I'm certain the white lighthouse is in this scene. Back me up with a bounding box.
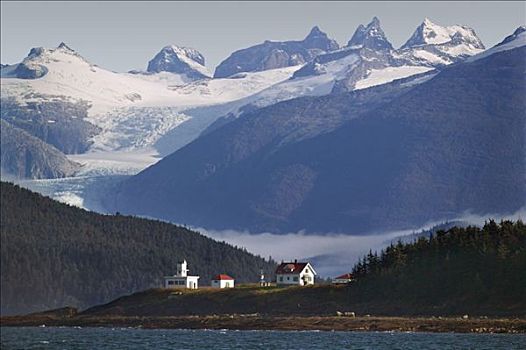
[177,260,189,277]
[163,259,200,289]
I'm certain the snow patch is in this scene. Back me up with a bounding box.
[354,66,434,90]
[467,30,526,63]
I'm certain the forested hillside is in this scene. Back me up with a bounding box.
[349,221,526,315]
[36,221,526,320]
[0,182,275,315]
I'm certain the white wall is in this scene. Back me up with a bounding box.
[276,266,315,286]
[186,276,199,289]
[164,276,199,289]
[211,279,235,288]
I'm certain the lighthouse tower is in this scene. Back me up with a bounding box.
[177,260,189,277]
[163,259,199,289]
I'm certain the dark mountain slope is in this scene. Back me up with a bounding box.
[281,47,525,232]
[0,97,99,154]
[0,182,275,315]
[111,73,431,231]
[113,46,525,233]
[0,120,80,179]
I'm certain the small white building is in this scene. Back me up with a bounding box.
[275,260,316,286]
[163,260,200,289]
[332,273,354,284]
[211,274,235,288]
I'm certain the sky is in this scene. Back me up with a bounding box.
[1,1,525,73]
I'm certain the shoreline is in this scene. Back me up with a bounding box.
[2,315,525,334]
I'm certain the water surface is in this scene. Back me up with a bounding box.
[1,327,525,350]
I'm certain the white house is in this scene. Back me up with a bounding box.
[211,274,235,288]
[275,260,316,286]
[332,273,354,284]
[163,260,200,289]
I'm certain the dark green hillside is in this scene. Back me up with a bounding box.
[0,182,275,315]
[350,220,526,315]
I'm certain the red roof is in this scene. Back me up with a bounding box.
[275,262,309,275]
[335,273,353,280]
[212,274,234,281]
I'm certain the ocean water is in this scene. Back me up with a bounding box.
[1,327,525,350]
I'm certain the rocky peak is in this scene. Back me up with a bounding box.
[307,26,323,37]
[213,26,338,78]
[303,26,340,51]
[28,47,46,58]
[27,42,78,59]
[495,26,526,47]
[402,18,484,50]
[146,45,210,80]
[347,17,393,51]
[57,42,74,51]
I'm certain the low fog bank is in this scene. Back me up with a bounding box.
[197,208,526,278]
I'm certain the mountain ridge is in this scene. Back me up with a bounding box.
[110,31,526,233]
[213,26,339,78]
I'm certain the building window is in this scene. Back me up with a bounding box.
[279,277,283,282]
[293,277,298,282]
[168,280,175,285]
[287,276,290,280]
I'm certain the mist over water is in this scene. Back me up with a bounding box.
[198,207,526,277]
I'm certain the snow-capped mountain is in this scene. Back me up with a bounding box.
[112,26,526,234]
[213,26,339,78]
[289,17,485,93]
[145,45,211,80]
[347,16,393,50]
[0,19,505,184]
[0,18,488,159]
[401,18,484,49]
[0,43,300,154]
[395,18,485,67]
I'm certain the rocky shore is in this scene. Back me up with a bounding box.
[2,311,525,334]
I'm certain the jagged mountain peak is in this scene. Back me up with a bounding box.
[26,42,81,60]
[347,17,393,50]
[57,42,75,52]
[422,17,434,26]
[161,45,205,66]
[369,16,381,27]
[307,25,323,37]
[401,18,484,50]
[6,43,88,79]
[496,26,526,47]
[302,25,340,51]
[146,45,210,79]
